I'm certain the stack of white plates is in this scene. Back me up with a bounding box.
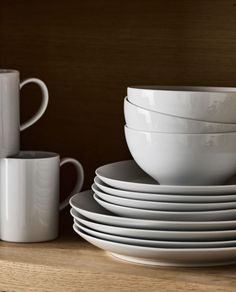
[70,160,236,267]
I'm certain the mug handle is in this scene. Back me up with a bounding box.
[20,78,49,131]
[59,158,84,211]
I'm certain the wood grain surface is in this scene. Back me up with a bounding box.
[0,233,235,292]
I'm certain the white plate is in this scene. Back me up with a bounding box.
[95,160,236,195]
[69,191,236,231]
[92,184,236,211]
[73,225,236,267]
[71,207,236,240]
[95,194,236,221]
[94,176,236,203]
[74,219,236,248]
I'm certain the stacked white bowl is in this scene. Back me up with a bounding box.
[125,86,236,186]
[71,86,236,267]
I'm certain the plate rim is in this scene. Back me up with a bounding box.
[73,223,236,252]
[70,207,236,236]
[69,192,236,228]
[94,193,236,216]
[92,183,236,209]
[95,160,236,195]
[74,218,236,247]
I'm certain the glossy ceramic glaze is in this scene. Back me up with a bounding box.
[70,192,236,231]
[74,225,236,267]
[94,176,236,203]
[71,209,236,241]
[92,184,236,211]
[94,194,236,221]
[128,86,236,123]
[124,97,236,133]
[95,160,236,195]
[74,220,236,249]
[125,126,236,185]
[0,151,84,242]
[0,69,49,157]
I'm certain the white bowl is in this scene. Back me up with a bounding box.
[128,86,236,123]
[124,97,236,133]
[125,126,236,186]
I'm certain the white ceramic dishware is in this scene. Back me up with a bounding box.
[94,194,236,221]
[124,97,236,133]
[74,225,236,267]
[128,86,236,123]
[0,69,49,157]
[94,177,236,203]
[71,209,236,241]
[70,192,236,231]
[92,184,236,211]
[74,220,236,249]
[0,151,84,242]
[96,160,236,195]
[125,126,236,185]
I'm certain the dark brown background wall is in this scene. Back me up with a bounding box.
[1,0,236,229]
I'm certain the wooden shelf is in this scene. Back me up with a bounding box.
[0,232,236,291]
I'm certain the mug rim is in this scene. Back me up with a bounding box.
[0,69,19,74]
[7,151,59,160]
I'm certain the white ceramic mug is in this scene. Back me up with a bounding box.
[0,151,84,242]
[0,69,49,157]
